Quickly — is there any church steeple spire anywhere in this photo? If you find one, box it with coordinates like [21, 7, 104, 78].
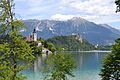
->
[33, 28, 36, 33]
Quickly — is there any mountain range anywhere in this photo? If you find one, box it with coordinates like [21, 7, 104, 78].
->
[21, 17, 120, 45]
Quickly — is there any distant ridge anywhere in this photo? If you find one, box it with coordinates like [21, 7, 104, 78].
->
[21, 17, 120, 45]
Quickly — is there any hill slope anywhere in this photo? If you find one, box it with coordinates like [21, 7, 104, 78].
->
[47, 35, 95, 51]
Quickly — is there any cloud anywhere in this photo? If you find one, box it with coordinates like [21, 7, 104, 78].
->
[50, 14, 75, 21]
[61, 0, 116, 15]
[50, 0, 120, 24]
[15, 0, 120, 27]
[50, 13, 120, 24]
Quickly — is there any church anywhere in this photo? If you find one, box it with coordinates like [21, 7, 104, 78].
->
[25, 28, 52, 55]
[26, 28, 37, 42]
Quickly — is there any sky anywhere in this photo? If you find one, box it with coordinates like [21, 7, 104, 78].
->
[15, 0, 120, 29]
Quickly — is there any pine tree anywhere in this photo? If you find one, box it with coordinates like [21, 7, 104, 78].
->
[115, 0, 120, 12]
[100, 38, 120, 80]
[0, 0, 34, 80]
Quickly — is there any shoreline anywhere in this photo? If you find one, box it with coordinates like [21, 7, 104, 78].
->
[64, 50, 111, 53]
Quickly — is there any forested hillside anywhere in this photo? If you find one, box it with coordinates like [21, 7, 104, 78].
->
[47, 35, 95, 51]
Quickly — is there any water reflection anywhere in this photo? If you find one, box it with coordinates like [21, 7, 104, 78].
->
[69, 52, 106, 80]
[23, 52, 107, 80]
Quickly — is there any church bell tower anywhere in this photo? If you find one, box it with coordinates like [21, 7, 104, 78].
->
[33, 28, 37, 41]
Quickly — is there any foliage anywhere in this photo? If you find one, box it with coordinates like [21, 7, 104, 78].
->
[97, 45, 112, 50]
[100, 38, 120, 80]
[0, 0, 34, 80]
[43, 41, 56, 53]
[115, 0, 120, 12]
[47, 35, 95, 51]
[38, 38, 56, 53]
[38, 38, 45, 44]
[44, 50, 76, 80]
[28, 41, 42, 55]
[27, 38, 56, 55]
[0, 36, 35, 80]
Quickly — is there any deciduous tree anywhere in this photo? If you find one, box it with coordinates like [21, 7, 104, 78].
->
[44, 49, 76, 80]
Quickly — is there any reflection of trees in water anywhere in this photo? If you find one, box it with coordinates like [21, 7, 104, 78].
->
[32, 52, 105, 73]
[95, 52, 99, 61]
[33, 55, 47, 72]
[73, 52, 105, 71]
[72, 52, 83, 69]
[26, 52, 106, 80]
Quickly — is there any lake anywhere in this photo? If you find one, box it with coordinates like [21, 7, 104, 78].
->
[23, 52, 108, 80]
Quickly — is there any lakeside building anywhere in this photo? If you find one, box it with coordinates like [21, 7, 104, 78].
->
[25, 28, 52, 55]
[26, 28, 37, 42]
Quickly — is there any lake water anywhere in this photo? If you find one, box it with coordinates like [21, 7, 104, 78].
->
[23, 52, 107, 80]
